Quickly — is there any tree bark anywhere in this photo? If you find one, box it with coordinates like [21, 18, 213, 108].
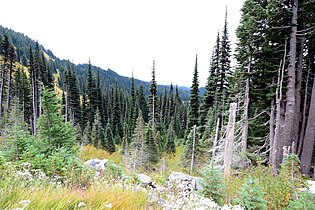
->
[293, 35, 305, 153]
[212, 117, 220, 161]
[273, 42, 286, 170]
[4, 57, 14, 131]
[298, 65, 311, 157]
[0, 58, 8, 120]
[280, 0, 298, 161]
[300, 74, 315, 174]
[190, 125, 196, 175]
[269, 98, 275, 165]
[224, 103, 237, 177]
[242, 56, 251, 156]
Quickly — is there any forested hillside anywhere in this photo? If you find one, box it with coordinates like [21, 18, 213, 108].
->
[0, 0, 315, 209]
[0, 25, 194, 100]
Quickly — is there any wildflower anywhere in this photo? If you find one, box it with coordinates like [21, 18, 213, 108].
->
[78, 201, 86, 208]
[104, 202, 112, 208]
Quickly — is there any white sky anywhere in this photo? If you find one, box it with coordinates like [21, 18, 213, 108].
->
[0, 0, 244, 87]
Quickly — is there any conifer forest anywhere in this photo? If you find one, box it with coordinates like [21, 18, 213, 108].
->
[0, 0, 315, 209]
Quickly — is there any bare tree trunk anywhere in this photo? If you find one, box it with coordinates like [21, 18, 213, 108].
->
[4, 59, 13, 128]
[298, 68, 311, 157]
[224, 103, 237, 177]
[269, 98, 275, 164]
[212, 117, 220, 161]
[0, 60, 7, 121]
[190, 125, 196, 175]
[293, 35, 305, 153]
[273, 53, 285, 171]
[300, 74, 315, 174]
[281, 0, 298, 162]
[242, 56, 252, 156]
[65, 91, 68, 122]
[31, 72, 37, 135]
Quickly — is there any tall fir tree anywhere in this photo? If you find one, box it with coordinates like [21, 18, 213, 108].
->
[149, 60, 159, 132]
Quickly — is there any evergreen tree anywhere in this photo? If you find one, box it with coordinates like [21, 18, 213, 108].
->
[87, 60, 97, 130]
[217, 9, 231, 128]
[130, 111, 147, 172]
[187, 55, 200, 130]
[112, 86, 123, 142]
[91, 108, 104, 148]
[149, 60, 159, 131]
[199, 33, 220, 136]
[146, 126, 159, 165]
[37, 87, 76, 153]
[138, 85, 149, 123]
[105, 122, 115, 153]
[14, 67, 32, 125]
[166, 119, 176, 153]
[2, 97, 33, 161]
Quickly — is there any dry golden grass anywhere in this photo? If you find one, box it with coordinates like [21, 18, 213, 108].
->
[80, 145, 123, 164]
[0, 184, 148, 209]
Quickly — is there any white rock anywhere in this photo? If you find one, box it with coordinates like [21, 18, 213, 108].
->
[138, 173, 152, 187]
[84, 159, 108, 171]
[168, 171, 202, 191]
[307, 180, 315, 194]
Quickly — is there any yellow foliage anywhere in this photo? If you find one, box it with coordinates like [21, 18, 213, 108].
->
[0, 184, 147, 209]
[80, 145, 123, 164]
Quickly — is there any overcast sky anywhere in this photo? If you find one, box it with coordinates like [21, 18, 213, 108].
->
[0, 0, 244, 87]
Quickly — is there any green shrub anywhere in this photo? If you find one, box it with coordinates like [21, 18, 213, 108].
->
[286, 192, 315, 210]
[198, 164, 227, 206]
[234, 176, 267, 210]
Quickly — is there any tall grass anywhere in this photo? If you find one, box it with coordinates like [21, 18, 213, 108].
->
[0, 184, 148, 209]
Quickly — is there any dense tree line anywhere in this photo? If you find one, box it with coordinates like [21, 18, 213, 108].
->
[1, 0, 315, 175]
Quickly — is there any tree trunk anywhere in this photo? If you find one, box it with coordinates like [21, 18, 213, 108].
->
[269, 98, 275, 164]
[31, 72, 37, 135]
[281, 0, 298, 161]
[4, 58, 14, 128]
[300, 74, 315, 174]
[242, 56, 252, 156]
[272, 42, 286, 170]
[293, 35, 305, 153]
[212, 117, 220, 161]
[190, 125, 196, 175]
[224, 103, 237, 177]
[0, 59, 7, 120]
[298, 65, 311, 157]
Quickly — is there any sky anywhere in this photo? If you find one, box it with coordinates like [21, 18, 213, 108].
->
[0, 0, 244, 87]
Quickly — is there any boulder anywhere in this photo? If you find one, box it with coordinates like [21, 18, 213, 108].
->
[84, 159, 108, 171]
[307, 180, 315, 194]
[138, 173, 155, 188]
[168, 171, 202, 192]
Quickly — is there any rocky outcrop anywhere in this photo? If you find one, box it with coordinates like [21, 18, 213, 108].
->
[167, 171, 202, 193]
[84, 159, 108, 171]
[138, 173, 156, 188]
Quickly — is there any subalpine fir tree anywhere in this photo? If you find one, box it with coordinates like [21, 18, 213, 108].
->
[166, 119, 176, 154]
[187, 55, 200, 130]
[130, 111, 147, 172]
[87, 60, 97, 130]
[138, 85, 149, 123]
[217, 9, 231, 128]
[14, 67, 32, 125]
[37, 87, 76, 153]
[149, 60, 159, 131]
[129, 73, 136, 135]
[146, 126, 159, 165]
[3, 97, 33, 161]
[199, 33, 220, 137]
[105, 122, 115, 153]
[91, 108, 104, 149]
[112, 86, 122, 142]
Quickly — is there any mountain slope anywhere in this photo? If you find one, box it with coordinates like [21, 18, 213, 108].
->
[0, 25, 204, 100]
